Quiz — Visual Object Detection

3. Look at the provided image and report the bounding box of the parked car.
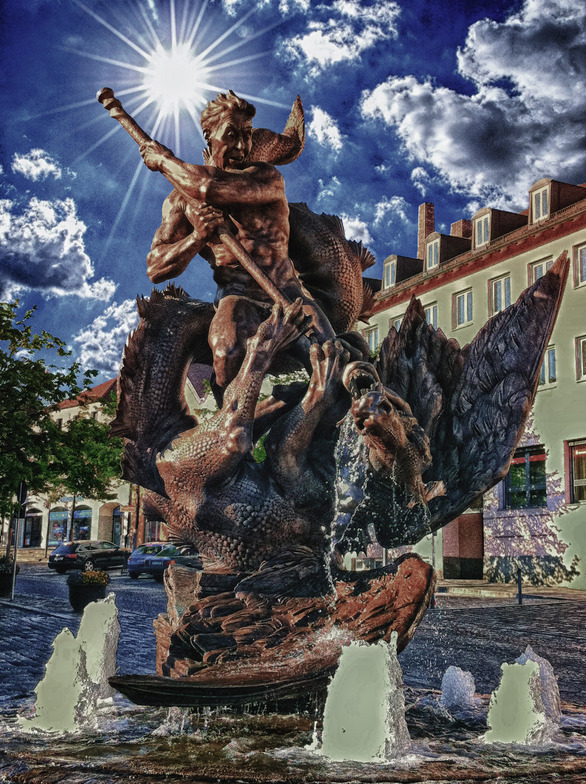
[48,540,130,574]
[127,542,169,579]
[143,544,203,581]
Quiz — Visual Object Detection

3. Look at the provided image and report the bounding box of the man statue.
[139,90,335,391]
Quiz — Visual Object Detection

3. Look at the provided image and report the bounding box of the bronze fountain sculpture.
[98,87,569,706]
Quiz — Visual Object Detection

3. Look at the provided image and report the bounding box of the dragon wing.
[111,285,214,496]
[335,252,569,549]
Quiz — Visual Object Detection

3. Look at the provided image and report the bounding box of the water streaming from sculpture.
[93,86,570,708]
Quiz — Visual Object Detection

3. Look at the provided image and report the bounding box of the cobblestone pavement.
[400,595,586,706]
[1,574,585,708]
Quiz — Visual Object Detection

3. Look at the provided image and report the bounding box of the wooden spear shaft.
[97,87,290,308]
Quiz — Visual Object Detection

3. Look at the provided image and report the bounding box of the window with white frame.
[424,303,438,329]
[532,186,549,222]
[538,346,556,387]
[426,239,439,270]
[529,257,553,283]
[490,274,511,315]
[453,289,473,327]
[383,259,397,289]
[575,244,586,287]
[576,336,586,380]
[365,326,379,354]
[391,315,403,332]
[475,215,490,247]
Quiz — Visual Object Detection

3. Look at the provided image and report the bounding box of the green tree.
[0,302,95,519]
[46,393,125,538]
[0,303,123,541]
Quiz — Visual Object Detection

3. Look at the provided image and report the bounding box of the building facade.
[365,177,586,588]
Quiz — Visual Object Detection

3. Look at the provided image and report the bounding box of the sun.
[142,44,211,115]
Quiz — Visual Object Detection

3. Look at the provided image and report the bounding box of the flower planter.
[68,583,108,612]
[0,573,13,597]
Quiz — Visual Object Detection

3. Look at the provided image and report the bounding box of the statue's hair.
[200,91,256,141]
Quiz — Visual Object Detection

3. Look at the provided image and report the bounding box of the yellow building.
[366,177,586,588]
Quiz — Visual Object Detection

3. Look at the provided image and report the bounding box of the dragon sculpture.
[102,87,569,701]
[111,232,568,691]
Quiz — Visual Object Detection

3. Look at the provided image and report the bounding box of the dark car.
[143,545,203,581]
[48,540,130,574]
[127,542,169,579]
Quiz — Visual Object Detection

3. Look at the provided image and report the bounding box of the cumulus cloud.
[317,175,341,202]
[308,107,344,151]
[374,195,410,226]
[340,213,372,244]
[361,0,586,206]
[0,196,116,300]
[73,299,139,375]
[285,0,400,74]
[12,149,62,181]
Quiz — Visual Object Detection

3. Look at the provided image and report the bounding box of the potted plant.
[0,557,18,597]
[67,569,109,612]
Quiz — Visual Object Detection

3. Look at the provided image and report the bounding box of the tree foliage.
[0,302,122,521]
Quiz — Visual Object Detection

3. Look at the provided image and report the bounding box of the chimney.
[417,203,434,260]
[450,219,472,239]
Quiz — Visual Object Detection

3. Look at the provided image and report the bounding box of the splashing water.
[17,594,120,734]
[483,647,561,745]
[312,632,411,762]
[440,666,477,711]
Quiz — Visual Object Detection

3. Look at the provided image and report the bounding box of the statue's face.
[208,112,253,169]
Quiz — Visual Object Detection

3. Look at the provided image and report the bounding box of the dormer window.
[384,259,397,289]
[533,186,549,222]
[475,215,490,247]
[426,239,439,270]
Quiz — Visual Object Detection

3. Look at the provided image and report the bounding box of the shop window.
[48,508,68,545]
[475,215,490,247]
[73,507,92,540]
[576,336,586,381]
[364,326,379,353]
[453,289,473,328]
[424,303,438,329]
[529,257,553,283]
[426,239,439,270]
[575,244,586,287]
[384,259,396,289]
[490,274,511,315]
[504,447,547,509]
[538,346,556,388]
[566,440,586,503]
[532,186,549,222]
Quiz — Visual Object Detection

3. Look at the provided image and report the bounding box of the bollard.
[517,567,523,605]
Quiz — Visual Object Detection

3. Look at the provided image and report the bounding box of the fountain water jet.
[484,647,561,745]
[17,594,120,734]
[313,632,411,762]
[440,666,477,711]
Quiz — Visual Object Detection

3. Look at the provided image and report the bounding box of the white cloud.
[285,0,400,75]
[308,107,344,151]
[340,213,372,244]
[410,167,432,197]
[361,0,586,206]
[73,299,139,375]
[12,149,62,181]
[317,176,341,202]
[0,196,116,300]
[374,195,410,225]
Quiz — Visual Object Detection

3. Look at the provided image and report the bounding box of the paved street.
[1,565,585,708]
[0,564,167,705]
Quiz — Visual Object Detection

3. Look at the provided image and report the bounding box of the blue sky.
[1,0,584,381]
